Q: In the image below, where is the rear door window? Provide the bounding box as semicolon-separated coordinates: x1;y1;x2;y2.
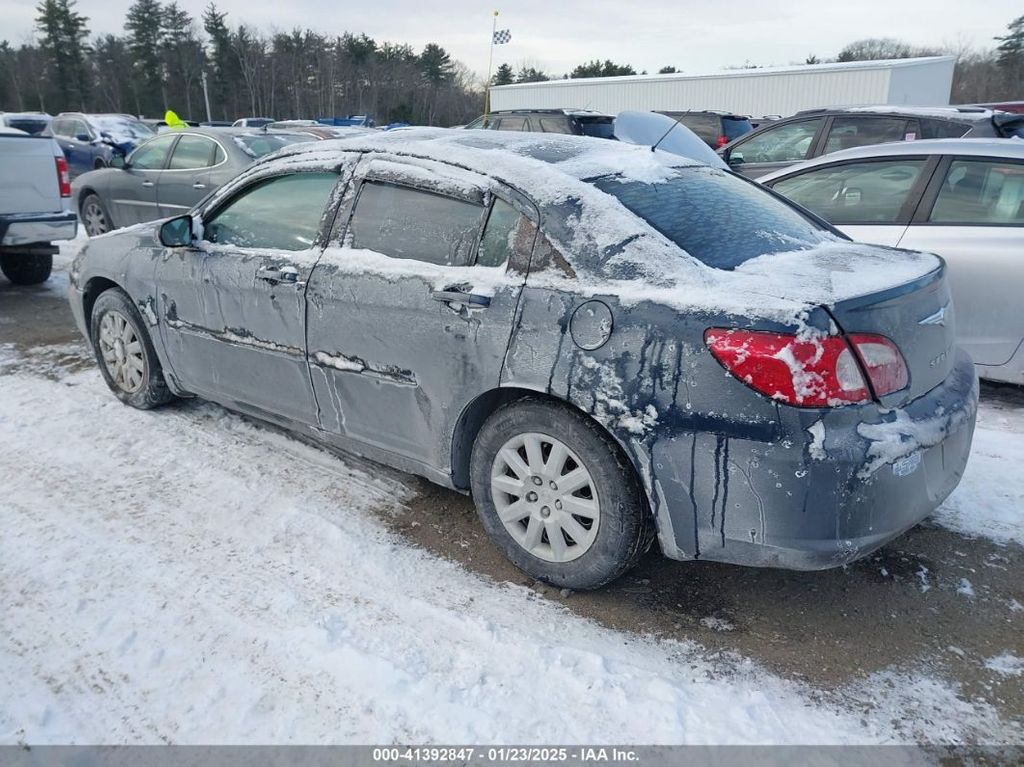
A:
205;172;339;251
769;159;928;224
349;181;485;266
674;114;719;143
495;116;528;132
919;119;972;139
575;117;615;139
476;198;523;267
50;117;71;137
822;116;910;154
730;118;823;164
168;135;217;169
538;117;571;134
928;159;1024;224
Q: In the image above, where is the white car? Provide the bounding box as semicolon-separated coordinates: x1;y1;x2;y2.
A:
760;139;1024;385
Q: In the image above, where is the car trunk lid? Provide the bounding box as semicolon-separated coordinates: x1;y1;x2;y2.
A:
826;262;955;408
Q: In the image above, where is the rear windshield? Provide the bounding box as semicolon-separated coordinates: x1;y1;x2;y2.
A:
592;168;828;270
233;133;312;158
575;116;615;139
721;116;753;140
91;116;155;142
7;117;49;135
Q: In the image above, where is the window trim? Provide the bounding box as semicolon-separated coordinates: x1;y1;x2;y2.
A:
200;170;345;252
912;155;1024;228
766;155;941;227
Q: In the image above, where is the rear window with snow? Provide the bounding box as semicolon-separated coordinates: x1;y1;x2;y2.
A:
591;168;828;270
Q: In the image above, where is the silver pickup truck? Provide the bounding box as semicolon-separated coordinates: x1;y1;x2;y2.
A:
0;127;77;284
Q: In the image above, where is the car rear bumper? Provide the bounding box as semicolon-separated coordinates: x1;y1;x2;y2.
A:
0;211;77;247
652;349;978;569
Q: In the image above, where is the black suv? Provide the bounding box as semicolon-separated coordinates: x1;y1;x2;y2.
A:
658;110;753;149
719;106;1024;179
464;109;615;139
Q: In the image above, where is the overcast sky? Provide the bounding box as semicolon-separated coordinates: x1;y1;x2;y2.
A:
4;0;1020;79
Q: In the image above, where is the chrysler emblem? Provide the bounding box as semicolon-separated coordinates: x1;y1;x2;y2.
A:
919;304;949;327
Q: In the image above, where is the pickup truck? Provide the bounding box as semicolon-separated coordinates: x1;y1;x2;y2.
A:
0;128;77;285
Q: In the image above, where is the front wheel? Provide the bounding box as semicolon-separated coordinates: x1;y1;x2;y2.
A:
0;252;52;285
470;398;653;590
90;288;175;409
81;193;112;237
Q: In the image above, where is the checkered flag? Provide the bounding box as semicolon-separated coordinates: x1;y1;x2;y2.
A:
493;29;511;45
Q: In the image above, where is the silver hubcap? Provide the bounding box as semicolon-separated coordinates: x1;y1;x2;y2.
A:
98;310;146;393
491;432;600;563
84;201;108;236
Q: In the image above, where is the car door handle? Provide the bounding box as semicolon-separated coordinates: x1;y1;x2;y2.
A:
192;182;206;189
257;265;302;285
141;180;154;188
432;290;490;308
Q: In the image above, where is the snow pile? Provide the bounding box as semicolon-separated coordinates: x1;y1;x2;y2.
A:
984;654;1024;677
933;391;1024;546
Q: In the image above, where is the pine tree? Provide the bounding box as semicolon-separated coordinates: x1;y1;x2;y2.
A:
203;2;238;119
161;2;204;118
125;0;165;116
515;65;549;83
35;0;90;110
995;14;1024;68
491;62;513;86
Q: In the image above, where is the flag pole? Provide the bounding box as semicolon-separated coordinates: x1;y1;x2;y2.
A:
484;10;498;125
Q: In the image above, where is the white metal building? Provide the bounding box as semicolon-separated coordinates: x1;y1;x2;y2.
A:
489;56;956;117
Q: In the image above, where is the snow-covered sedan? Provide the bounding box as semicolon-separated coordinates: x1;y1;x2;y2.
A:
67;130;978;589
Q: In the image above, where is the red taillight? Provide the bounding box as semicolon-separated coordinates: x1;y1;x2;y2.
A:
847;333;909;397
716;134;729;148
55;157;71;198
704;329;908;407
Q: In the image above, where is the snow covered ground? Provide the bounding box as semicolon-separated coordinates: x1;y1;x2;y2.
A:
0;240;1020;745
0;340;1020;745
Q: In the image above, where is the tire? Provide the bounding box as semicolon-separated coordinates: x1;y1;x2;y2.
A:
81;193;112;236
89;288;174;409
0;252;52;285
470;397;654;590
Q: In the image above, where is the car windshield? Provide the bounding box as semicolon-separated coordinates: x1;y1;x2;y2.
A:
91;115;156;143
591;167;829;270
233;133;313;158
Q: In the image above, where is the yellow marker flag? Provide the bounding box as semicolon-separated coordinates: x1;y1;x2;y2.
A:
164;110;186;130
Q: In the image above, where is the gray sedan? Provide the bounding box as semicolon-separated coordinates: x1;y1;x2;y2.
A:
759;139;1024;385
73;128;316;236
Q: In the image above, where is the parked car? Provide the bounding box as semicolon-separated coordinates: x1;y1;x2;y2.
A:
0;111;52;136
464;109;616;138
232;117;274;128
73;128;316;236
68;129;977;589
46;113;156;176
657;110;753;148
968;101;1024;115
0;129;76;284
199;121;234;128
760;138;1024;385
720;106;1024;179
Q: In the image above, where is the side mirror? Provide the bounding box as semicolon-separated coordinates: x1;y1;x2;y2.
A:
110;154;126;169
726;150;745;166
159;215;193;248
841;187;863;205
76;132;91;142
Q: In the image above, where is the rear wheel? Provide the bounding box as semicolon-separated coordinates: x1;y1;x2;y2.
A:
81;193;112;236
470;398;653;590
90;288;174;409
93;158;106;169
0;252;52;285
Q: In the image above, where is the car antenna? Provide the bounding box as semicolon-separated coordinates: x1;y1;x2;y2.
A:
651;110;689;153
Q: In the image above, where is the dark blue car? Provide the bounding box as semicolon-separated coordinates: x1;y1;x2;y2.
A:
47;113;155;177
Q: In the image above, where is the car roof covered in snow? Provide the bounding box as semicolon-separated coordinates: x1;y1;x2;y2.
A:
223;128;941;325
